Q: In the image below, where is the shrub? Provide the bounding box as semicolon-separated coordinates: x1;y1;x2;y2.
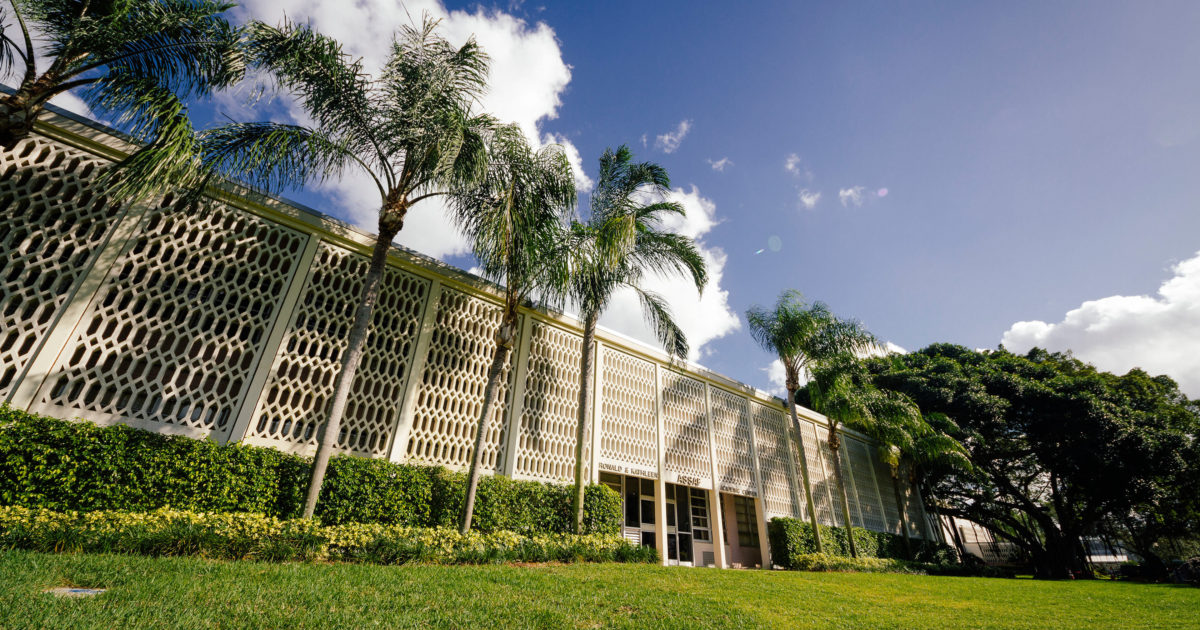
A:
0;505;655;565
786;553;926;574
0;406;619;534
769;517;959;570
1176;557;1200;586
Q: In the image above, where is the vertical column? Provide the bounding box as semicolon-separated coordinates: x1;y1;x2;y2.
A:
744;397;771;569
387;279;443;463
704;385;727;569
588;340;605;484
7;201;151;409
840;433;864;528
653;364;668;567
225;234;321;444
501;314;535;476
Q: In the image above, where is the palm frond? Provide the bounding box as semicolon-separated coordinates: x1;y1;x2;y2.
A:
631;285;689;360
195;122;365;198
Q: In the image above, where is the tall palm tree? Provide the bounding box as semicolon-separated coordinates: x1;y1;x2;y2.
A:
567;145;707;533
0;0;243;198
197;18;492;519
451;124;576;534
746;290;876;553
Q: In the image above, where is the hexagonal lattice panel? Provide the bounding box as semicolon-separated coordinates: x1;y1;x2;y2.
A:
798;420;837;525
661;371;710;483
0;136;126;399
406;288;513;472
848;437;886;531
33;194;308;439
751;401;800;519
599;348;657;470
514;321;587;482
709;386;756;496
245;243;431;457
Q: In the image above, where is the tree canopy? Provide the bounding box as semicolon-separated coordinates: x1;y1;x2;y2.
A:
866;344;1200;578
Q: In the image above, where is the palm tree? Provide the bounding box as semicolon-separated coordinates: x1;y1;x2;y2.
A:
905;412;972;548
567;146;707;533
197;18;492;519
451;124;576;533
746;290;876;554
0;0;243;198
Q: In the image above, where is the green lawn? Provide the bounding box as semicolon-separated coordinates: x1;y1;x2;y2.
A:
2;551;1197;629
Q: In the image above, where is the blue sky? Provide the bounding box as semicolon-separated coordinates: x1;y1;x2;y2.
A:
47;1;1200;395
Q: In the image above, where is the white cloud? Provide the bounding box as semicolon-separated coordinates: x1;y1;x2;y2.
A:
885;341;908;355
1001;250;1200;397
597;185;740;362
707;157;732;172
838;186;865;207
640;133;647;148
798;189;821;210
47;92;95;119
231;0;575;260
784;153;813;181
654;119;692;153
763;360;788;397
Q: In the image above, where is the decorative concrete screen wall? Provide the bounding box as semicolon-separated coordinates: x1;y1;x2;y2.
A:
1;112;929;543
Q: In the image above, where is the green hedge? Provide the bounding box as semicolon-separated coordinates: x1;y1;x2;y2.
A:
784;553;927;574
0;506;656;565
0;406;620;535
768;517;958;568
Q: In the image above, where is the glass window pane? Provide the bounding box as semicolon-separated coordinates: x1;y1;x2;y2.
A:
641;499;656;524
641;478;655;496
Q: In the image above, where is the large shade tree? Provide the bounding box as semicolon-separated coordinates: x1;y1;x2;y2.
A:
567;146;707;533
867;344;1200;578
452;124;576;533
0;0;243;198
197;18;492;519
746;290;876;554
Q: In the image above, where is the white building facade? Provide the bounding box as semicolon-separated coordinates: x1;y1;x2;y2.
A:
0;110;934;568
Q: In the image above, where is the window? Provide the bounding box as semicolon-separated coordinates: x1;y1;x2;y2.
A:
689;489;710;542
734;496;760;548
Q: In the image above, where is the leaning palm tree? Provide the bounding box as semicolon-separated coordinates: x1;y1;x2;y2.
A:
746;290;877;553
567;145;707;533
807;355;920;557
904;412;972;546
197;18;492;519
452;124;576;533
0;0;243;198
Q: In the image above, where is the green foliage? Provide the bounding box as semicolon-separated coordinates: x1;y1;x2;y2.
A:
785;553;926;574
769;517;892;563
0;506;653;565
867;344;1200;578
0;406;619;535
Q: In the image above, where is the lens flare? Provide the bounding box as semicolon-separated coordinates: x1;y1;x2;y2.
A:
877;188;888;197
767;235;782;252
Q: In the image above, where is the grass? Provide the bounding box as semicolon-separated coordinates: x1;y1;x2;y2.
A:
1;550;1197;629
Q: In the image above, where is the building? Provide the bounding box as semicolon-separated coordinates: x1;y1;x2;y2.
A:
0;107;935;568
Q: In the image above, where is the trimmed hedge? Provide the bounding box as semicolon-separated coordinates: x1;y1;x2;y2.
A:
768;517;958;568
785;553;927;574
0;506;657;565
0;406;620;535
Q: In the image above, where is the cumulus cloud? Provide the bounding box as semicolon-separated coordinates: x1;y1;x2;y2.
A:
784;153;813;181
763;360;789;397
1001;250;1200;396
597;185;740;362
798;189;821;210
838;186;865;207
707;157;732;172
229;0;578;260
654;119;692;153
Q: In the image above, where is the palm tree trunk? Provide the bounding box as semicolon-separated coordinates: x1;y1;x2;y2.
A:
785;385;823;554
301;223;397;519
571;312;598;534
891;470;913;559
459;313;516;534
828;432;858;557
0;80;55;150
